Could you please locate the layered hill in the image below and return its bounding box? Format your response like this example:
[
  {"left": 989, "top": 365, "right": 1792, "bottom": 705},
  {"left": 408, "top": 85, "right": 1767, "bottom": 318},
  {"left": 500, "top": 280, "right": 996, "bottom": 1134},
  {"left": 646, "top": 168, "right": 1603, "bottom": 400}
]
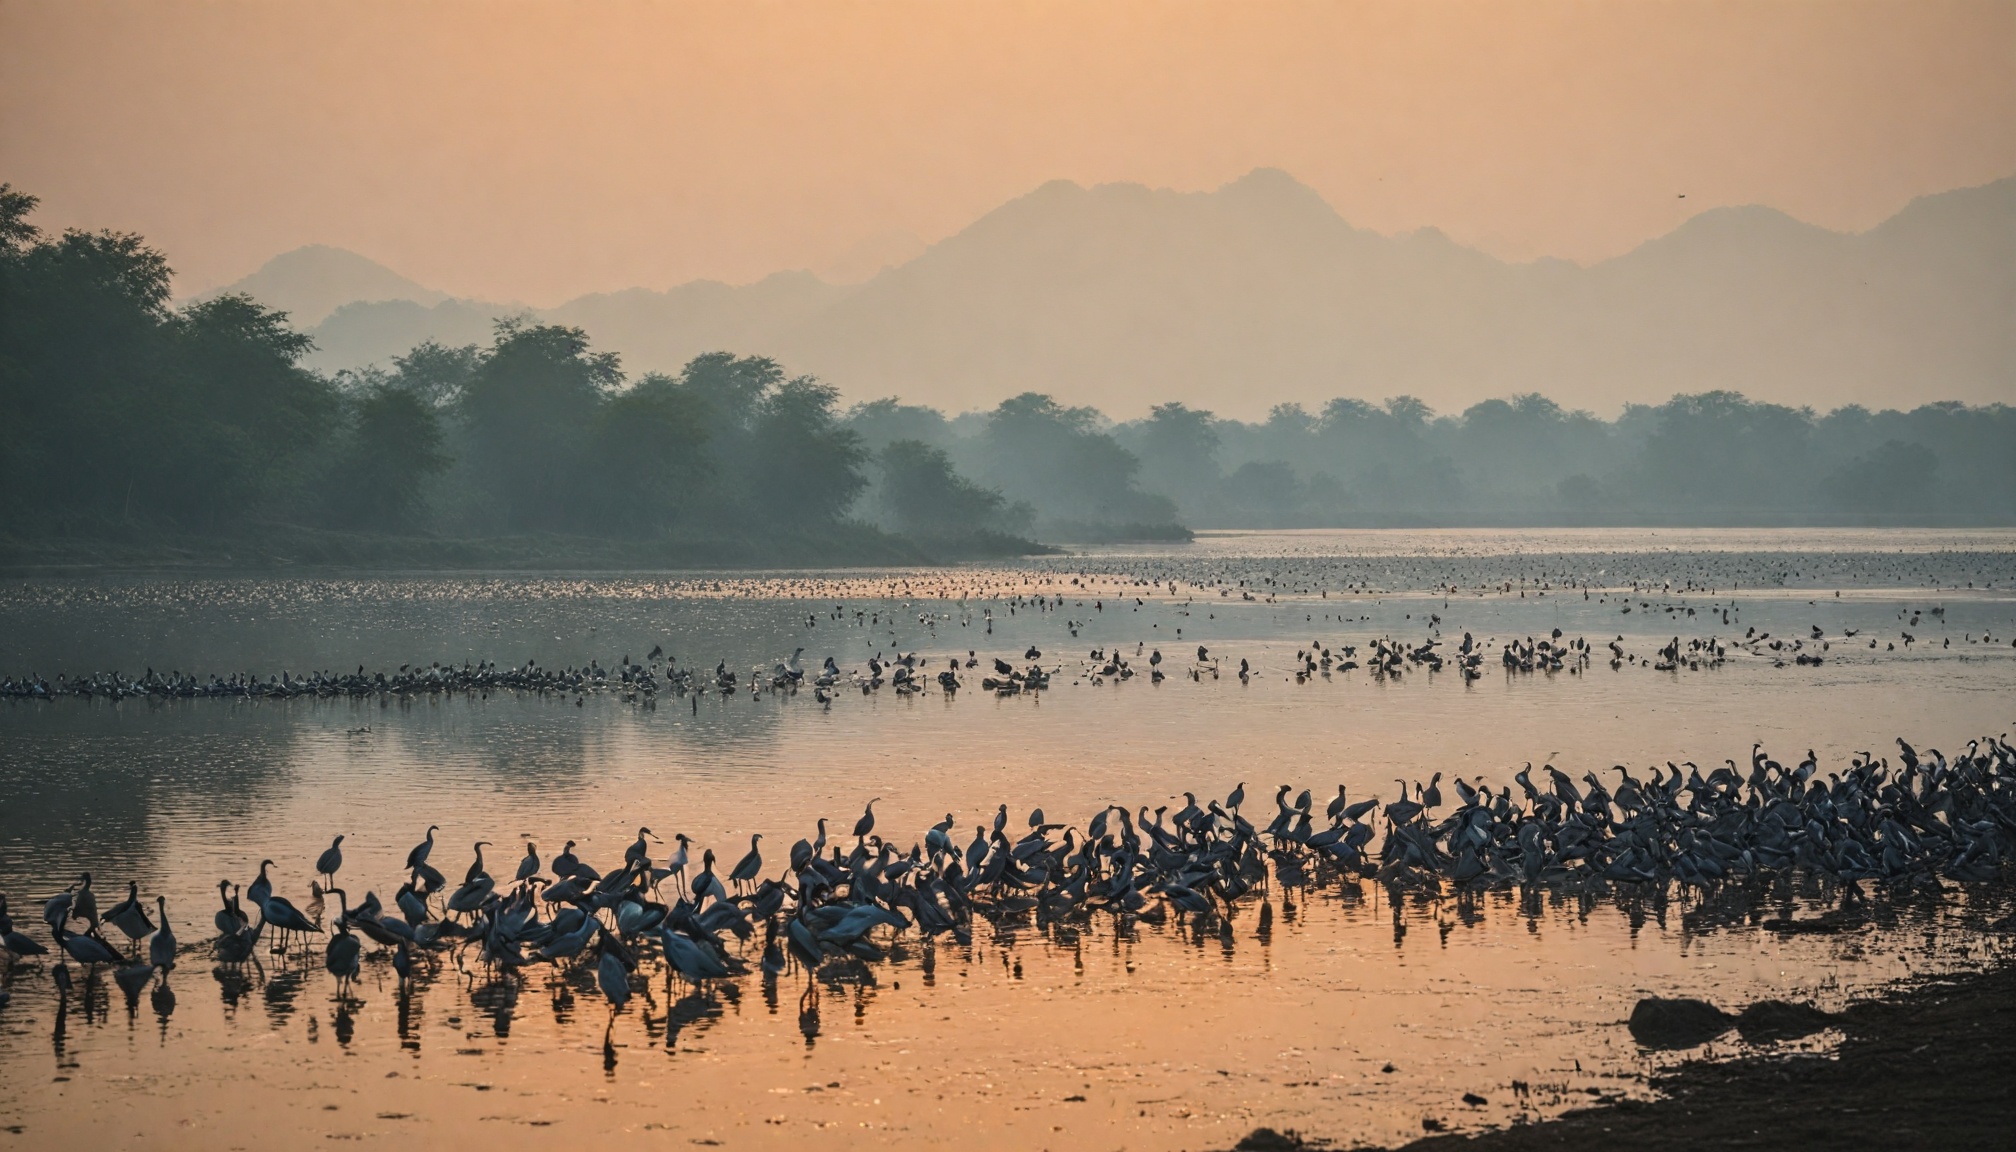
[{"left": 222, "top": 171, "right": 2013, "bottom": 415}]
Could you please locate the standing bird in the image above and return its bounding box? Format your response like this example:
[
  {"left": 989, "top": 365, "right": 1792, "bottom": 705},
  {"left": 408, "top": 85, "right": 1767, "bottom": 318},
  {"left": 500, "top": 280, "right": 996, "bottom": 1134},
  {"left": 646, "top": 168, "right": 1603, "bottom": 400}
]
[
  {"left": 324, "top": 891, "right": 361, "bottom": 990},
  {"left": 729, "top": 835, "right": 764, "bottom": 894},
  {"left": 392, "top": 940, "right": 415, "bottom": 985},
  {"left": 1, "top": 895, "right": 50, "bottom": 958},
  {"left": 213, "top": 880, "right": 247, "bottom": 935},
  {"left": 246, "top": 861, "right": 274, "bottom": 915},
  {"left": 854, "top": 800, "right": 880, "bottom": 843},
  {"left": 447, "top": 843, "right": 494, "bottom": 915},
  {"left": 463, "top": 842, "right": 492, "bottom": 887},
  {"left": 148, "top": 896, "right": 176, "bottom": 975},
  {"left": 102, "top": 881, "right": 155, "bottom": 943},
  {"left": 624, "top": 828, "right": 657, "bottom": 867},
  {"left": 552, "top": 841, "right": 582, "bottom": 879},
  {"left": 406, "top": 826, "right": 439, "bottom": 872},
  {"left": 691, "top": 850, "right": 725, "bottom": 904},
  {"left": 42, "top": 888, "right": 75, "bottom": 931},
  {"left": 316, "top": 836, "right": 345, "bottom": 886},
  {"left": 659, "top": 835, "right": 691, "bottom": 895},
  {"left": 70, "top": 874, "right": 99, "bottom": 929},
  {"left": 252, "top": 865, "right": 320, "bottom": 951},
  {"left": 515, "top": 842, "right": 541, "bottom": 884},
  {"left": 53, "top": 921, "right": 124, "bottom": 967},
  {"left": 596, "top": 931, "right": 632, "bottom": 1012}
]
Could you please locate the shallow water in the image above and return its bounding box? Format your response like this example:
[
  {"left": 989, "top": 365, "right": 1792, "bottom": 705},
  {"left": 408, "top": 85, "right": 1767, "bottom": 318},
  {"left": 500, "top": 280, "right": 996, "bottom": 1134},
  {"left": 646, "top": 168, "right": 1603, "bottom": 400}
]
[{"left": 3, "top": 529, "right": 2015, "bottom": 1150}]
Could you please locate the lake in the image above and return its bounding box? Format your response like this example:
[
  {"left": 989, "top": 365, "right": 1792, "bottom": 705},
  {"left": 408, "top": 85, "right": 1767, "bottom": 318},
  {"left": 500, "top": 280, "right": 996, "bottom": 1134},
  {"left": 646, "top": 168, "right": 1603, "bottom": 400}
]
[{"left": 3, "top": 529, "right": 2014, "bottom": 1149}]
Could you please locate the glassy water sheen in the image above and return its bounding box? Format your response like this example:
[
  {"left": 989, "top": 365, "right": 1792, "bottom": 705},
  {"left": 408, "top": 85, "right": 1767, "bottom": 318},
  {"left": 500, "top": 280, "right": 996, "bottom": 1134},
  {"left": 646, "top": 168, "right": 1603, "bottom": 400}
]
[{"left": 3, "top": 530, "right": 2014, "bottom": 1150}]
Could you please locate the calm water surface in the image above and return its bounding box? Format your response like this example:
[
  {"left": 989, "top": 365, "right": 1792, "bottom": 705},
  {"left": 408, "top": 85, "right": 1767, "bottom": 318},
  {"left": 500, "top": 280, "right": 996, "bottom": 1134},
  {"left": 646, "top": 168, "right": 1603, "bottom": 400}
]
[{"left": 3, "top": 530, "right": 2014, "bottom": 1150}]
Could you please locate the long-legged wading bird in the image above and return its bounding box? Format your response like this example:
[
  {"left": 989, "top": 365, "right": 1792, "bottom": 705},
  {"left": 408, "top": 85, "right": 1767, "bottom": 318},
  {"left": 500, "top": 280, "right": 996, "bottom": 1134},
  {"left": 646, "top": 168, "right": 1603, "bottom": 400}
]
[
  {"left": 148, "top": 896, "right": 176, "bottom": 975},
  {"left": 324, "top": 890, "right": 361, "bottom": 990},
  {"left": 316, "top": 836, "right": 345, "bottom": 887},
  {"left": 729, "top": 835, "right": 764, "bottom": 894}
]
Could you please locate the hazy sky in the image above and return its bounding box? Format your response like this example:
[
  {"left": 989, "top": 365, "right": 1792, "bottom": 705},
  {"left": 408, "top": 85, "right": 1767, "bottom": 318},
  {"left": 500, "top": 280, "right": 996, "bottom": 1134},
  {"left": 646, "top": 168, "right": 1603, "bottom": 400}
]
[{"left": 3, "top": 0, "right": 2012, "bottom": 303}]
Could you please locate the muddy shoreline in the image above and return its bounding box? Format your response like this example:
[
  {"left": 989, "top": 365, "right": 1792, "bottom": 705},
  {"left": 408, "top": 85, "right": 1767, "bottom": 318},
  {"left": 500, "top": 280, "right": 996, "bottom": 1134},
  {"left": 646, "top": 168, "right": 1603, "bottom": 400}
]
[{"left": 1234, "top": 949, "right": 2015, "bottom": 1152}]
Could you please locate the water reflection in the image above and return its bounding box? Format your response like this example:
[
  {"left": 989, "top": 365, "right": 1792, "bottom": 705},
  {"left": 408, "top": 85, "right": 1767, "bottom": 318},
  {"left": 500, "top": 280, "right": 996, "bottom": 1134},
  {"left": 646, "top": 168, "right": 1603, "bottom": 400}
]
[
  {"left": 4, "top": 545, "right": 2015, "bottom": 1150},
  {"left": 470, "top": 974, "right": 519, "bottom": 1037}
]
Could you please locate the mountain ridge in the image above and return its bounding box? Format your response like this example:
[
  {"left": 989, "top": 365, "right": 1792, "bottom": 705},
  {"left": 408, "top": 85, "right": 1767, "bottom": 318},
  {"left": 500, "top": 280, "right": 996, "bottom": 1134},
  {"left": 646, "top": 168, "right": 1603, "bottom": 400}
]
[{"left": 220, "top": 171, "right": 2012, "bottom": 416}]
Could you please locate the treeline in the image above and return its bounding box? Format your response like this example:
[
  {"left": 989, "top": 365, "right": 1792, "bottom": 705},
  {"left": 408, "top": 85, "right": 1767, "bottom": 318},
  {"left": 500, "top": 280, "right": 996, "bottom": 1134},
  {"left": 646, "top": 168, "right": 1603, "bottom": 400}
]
[
  {"left": 3, "top": 184, "right": 2008, "bottom": 564},
  {"left": 852, "top": 392, "right": 2016, "bottom": 529},
  {"left": 0, "top": 186, "right": 1042, "bottom": 559}
]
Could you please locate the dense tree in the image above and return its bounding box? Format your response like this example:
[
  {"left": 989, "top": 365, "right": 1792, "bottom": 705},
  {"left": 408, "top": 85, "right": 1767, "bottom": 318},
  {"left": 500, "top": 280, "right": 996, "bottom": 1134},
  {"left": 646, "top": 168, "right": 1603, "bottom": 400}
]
[
  {"left": 974, "top": 393, "right": 1179, "bottom": 532},
  {"left": 324, "top": 381, "right": 451, "bottom": 529},
  {"left": 586, "top": 374, "right": 712, "bottom": 534},
  {"left": 390, "top": 340, "right": 482, "bottom": 407},
  {"left": 1129, "top": 402, "right": 1221, "bottom": 517},
  {"left": 1825, "top": 440, "right": 1937, "bottom": 515},
  {"left": 457, "top": 320, "right": 621, "bottom": 531},
  {"left": 0, "top": 185, "right": 337, "bottom": 531},
  {"left": 4, "top": 185, "right": 2009, "bottom": 554},
  {"left": 1627, "top": 391, "right": 1817, "bottom": 512},
  {"left": 747, "top": 377, "right": 868, "bottom": 528},
  {"left": 874, "top": 439, "right": 1021, "bottom": 538},
  {"left": 845, "top": 397, "right": 952, "bottom": 453}
]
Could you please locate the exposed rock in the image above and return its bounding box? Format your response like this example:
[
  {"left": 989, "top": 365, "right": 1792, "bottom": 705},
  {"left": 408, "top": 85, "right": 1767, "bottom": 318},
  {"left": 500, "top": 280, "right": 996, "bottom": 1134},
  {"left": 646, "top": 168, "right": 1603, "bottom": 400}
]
[
  {"left": 1629, "top": 997, "right": 1734, "bottom": 1048},
  {"left": 1736, "top": 999, "right": 1837, "bottom": 1043}
]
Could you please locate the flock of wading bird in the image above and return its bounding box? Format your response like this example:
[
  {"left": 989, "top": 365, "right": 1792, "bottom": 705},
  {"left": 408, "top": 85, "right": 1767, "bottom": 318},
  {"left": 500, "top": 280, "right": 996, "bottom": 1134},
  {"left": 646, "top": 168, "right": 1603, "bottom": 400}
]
[
  {"left": 3, "top": 736, "right": 2013, "bottom": 1029},
  {"left": 9, "top": 606, "right": 1965, "bottom": 706}
]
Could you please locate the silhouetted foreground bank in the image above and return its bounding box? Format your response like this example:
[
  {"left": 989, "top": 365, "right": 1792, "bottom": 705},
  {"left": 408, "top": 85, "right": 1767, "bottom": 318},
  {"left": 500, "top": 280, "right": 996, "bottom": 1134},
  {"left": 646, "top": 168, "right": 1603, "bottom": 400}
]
[
  {"left": 1227, "top": 952, "right": 2015, "bottom": 1152},
  {"left": 0, "top": 523, "right": 1054, "bottom": 573}
]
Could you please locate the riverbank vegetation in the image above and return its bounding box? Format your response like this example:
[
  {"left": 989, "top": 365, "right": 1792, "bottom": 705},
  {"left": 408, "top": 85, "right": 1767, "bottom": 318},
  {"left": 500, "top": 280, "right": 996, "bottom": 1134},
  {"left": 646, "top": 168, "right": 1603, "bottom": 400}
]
[
  {"left": 3, "top": 183, "right": 2007, "bottom": 573},
  {"left": 857, "top": 391, "right": 2016, "bottom": 529},
  {"left": 0, "top": 186, "right": 1058, "bottom": 567}
]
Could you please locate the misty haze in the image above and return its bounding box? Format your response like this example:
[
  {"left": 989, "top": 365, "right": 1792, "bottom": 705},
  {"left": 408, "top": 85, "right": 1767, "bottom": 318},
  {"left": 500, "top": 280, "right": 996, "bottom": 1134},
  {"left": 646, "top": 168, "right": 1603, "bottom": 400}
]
[{"left": 3, "top": 4, "right": 2014, "bottom": 1152}]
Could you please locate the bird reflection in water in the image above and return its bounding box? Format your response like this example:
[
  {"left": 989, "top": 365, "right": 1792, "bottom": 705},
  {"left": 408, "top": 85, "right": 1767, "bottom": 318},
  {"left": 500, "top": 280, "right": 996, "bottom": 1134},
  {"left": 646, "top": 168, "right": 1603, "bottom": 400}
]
[
  {"left": 262, "top": 965, "right": 307, "bottom": 1025},
  {"left": 332, "top": 995, "right": 358, "bottom": 1047},
  {"left": 211, "top": 964, "right": 253, "bottom": 1017},
  {"left": 797, "top": 983, "right": 820, "bottom": 1046},
  {"left": 664, "top": 987, "right": 722, "bottom": 1052},
  {"left": 470, "top": 975, "right": 519, "bottom": 1038},
  {"left": 149, "top": 979, "right": 176, "bottom": 1039},
  {"left": 396, "top": 986, "right": 420, "bottom": 1051}
]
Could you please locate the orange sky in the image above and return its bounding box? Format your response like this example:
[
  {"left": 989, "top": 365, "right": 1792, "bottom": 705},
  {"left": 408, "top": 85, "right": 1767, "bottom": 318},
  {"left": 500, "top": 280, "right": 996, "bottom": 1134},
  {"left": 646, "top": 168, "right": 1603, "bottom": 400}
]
[{"left": 3, "top": 0, "right": 2011, "bottom": 303}]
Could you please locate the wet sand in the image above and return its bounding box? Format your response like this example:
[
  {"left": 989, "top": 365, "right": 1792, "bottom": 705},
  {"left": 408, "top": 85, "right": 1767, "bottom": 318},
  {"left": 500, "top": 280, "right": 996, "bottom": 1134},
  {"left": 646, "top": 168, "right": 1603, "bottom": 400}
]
[{"left": 1229, "top": 913, "right": 2015, "bottom": 1151}]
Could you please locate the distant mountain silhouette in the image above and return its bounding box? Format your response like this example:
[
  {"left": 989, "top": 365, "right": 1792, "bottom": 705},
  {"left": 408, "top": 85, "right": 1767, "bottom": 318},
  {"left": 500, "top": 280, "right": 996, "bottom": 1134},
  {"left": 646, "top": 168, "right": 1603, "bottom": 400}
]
[
  {"left": 277, "top": 170, "right": 2013, "bottom": 413},
  {"left": 200, "top": 244, "right": 450, "bottom": 327}
]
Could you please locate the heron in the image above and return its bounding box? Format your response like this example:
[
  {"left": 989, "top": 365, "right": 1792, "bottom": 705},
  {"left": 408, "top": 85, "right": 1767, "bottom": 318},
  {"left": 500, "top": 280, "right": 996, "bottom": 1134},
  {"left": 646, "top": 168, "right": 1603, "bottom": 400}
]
[
  {"left": 729, "top": 835, "right": 764, "bottom": 894},
  {"left": 316, "top": 835, "right": 345, "bottom": 886},
  {"left": 324, "top": 890, "right": 361, "bottom": 990},
  {"left": 659, "top": 834, "right": 691, "bottom": 895},
  {"left": 246, "top": 861, "right": 274, "bottom": 914},
  {"left": 147, "top": 896, "right": 176, "bottom": 975},
  {"left": 406, "top": 826, "right": 439, "bottom": 872},
  {"left": 552, "top": 840, "right": 582, "bottom": 879},
  {"left": 0, "top": 895, "right": 49, "bottom": 958},
  {"left": 691, "top": 850, "right": 725, "bottom": 904},
  {"left": 70, "top": 873, "right": 99, "bottom": 928},
  {"left": 53, "top": 921, "right": 124, "bottom": 967},
  {"left": 259, "top": 887, "right": 322, "bottom": 952},
  {"left": 102, "top": 880, "right": 155, "bottom": 942}
]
